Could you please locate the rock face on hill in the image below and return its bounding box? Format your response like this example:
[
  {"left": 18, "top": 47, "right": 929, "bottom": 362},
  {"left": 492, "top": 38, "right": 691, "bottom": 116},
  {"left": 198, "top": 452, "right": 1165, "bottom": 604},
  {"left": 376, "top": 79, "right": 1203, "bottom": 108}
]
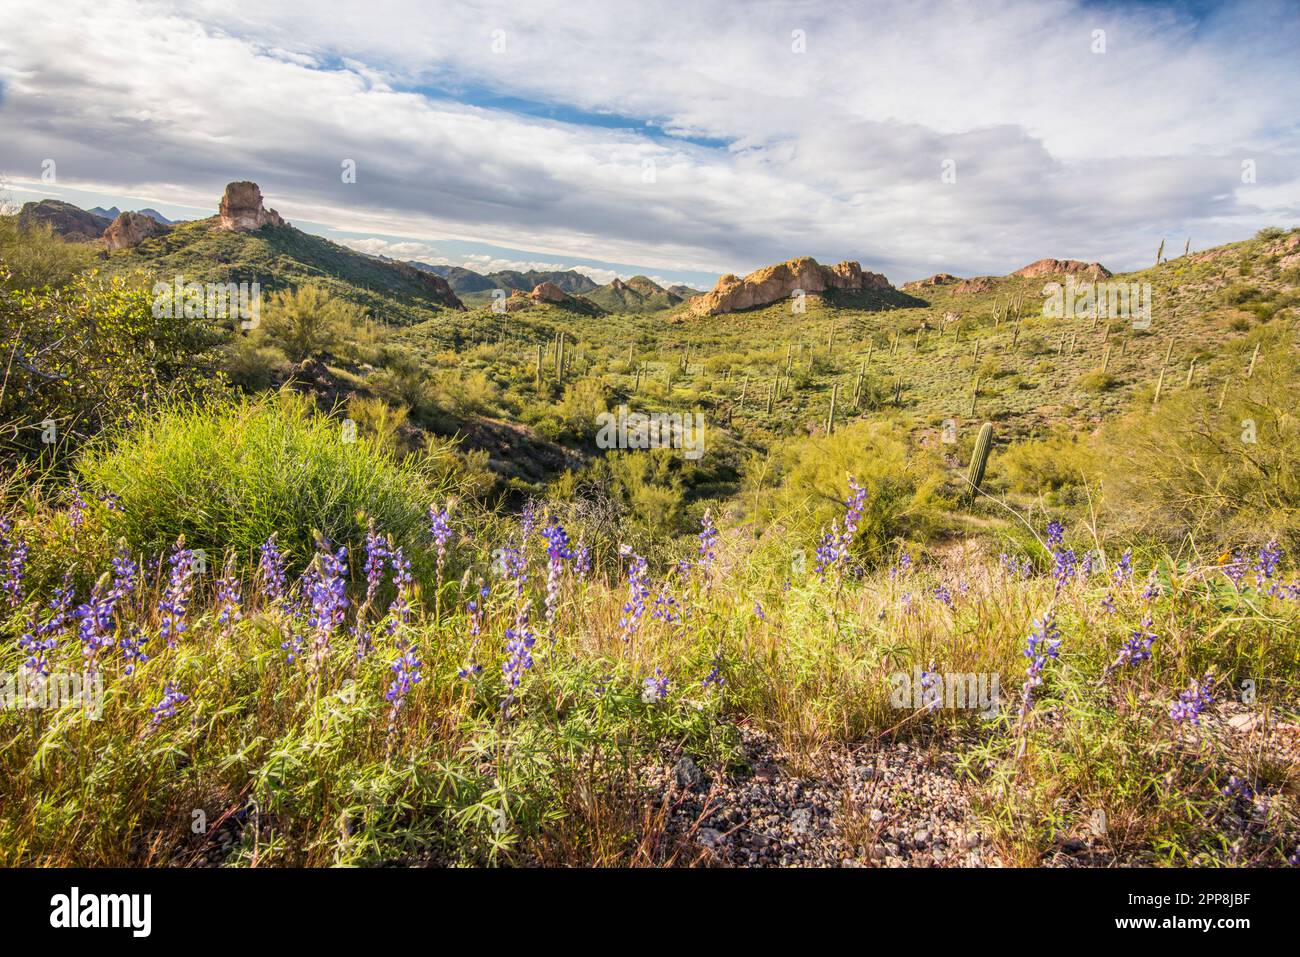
[
  {"left": 901, "top": 273, "right": 960, "bottom": 292},
  {"left": 529, "top": 281, "right": 571, "bottom": 303},
  {"left": 103, "top": 210, "right": 169, "bottom": 250},
  {"left": 1011, "top": 259, "right": 1111, "bottom": 280},
  {"left": 217, "top": 181, "right": 286, "bottom": 232},
  {"left": 690, "top": 257, "right": 892, "bottom": 316},
  {"left": 17, "top": 200, "right": 111, "bottom": 241}
]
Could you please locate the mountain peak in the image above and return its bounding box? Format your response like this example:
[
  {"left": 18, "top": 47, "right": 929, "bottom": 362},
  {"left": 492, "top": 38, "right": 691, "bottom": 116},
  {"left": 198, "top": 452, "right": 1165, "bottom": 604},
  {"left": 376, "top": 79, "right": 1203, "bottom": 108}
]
[
  {"left": 218, "top": 181, "right": 286, "bottom": 232},
  {"left": 690, "top": 256, "right": 892, "bottom": 316}
]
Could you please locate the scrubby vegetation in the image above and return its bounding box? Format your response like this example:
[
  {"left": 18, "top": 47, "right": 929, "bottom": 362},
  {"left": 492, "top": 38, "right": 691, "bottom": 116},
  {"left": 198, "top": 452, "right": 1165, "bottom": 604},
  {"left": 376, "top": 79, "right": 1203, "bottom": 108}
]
[{"left": 2, "top": 194, "right": 1298, "bottom": 867}]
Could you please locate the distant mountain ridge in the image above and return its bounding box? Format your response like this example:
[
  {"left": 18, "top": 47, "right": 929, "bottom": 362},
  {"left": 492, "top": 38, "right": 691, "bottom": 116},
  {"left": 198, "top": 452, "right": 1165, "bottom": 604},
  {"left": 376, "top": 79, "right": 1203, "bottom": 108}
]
[
  {"left": 410, "top": 262, "right": 599, "bottom": 296},
  {"left": 89, "top": 206, "right": 175, "bottom": 225}
]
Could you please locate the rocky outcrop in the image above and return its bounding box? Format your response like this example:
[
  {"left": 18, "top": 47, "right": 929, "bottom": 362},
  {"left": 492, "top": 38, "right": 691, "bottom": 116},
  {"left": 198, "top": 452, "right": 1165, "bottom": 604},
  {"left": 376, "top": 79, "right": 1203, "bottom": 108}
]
[
  {"left": 1011, "top": 259, "right": 1111, "bottom": 280},
  {"left": 103, "top": 210, "right": 169, "bottom": 250},
  {"left": 901, "top": 273, "right": 960, "bottom": 292},
  {"left": 217, "top": 181, "right": 286, "bottom": 231},
  {"left": 690, "top": 257, "right": 892, "bottom": 316},
  {"left": 17, "top": 200, "right": 111, "bottom": 241},
  {"left": 529, "top": 281, "right": 571, "bottom": 303},
  {"left": 953, "top": 277, "right": 995, "bottom": 295}
]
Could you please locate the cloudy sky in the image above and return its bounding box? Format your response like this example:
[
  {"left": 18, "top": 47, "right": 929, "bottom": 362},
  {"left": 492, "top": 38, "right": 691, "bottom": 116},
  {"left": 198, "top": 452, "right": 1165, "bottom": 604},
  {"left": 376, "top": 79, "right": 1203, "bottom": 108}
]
[{"left": 2, "top": 0, "right": 1298, "bottom": 287}]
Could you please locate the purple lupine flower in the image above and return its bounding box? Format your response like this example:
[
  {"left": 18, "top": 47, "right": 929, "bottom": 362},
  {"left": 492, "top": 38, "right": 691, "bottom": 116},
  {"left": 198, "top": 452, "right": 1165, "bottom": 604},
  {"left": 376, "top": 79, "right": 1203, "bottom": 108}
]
[
  {"left": 641, "top": 667, "right": 670, "bottom": 703},
  {"left": 502, "top": 602, "right": 536, "bottom": 690},
  {"left": 501, "top": 544, "right": 528, "bottom": 596},
  {"left": 1106, "top": 615, "right": 1156, "bottom": 675},
  {"left": 842, "top": 477, "right": 866, "bottom": 541},
  {"left": 120, "top": 624, "right": 148, "bottom": 676},
  {"left": 215, "top": 554, "right": 242, "bottom": 633},
  {"left": 697, "top": 510, "right": 719, "bottom": 573},
  {"left": 429, "top": 504, "right": 452, "bottom": 578},
  {"left": 67, "top": 487, "right": 88, "bottom": 530},
  {"left": 305, "top": 542, "right": 348, "bottom": 668},
  {"left": 1220, "top": 776, "right": 1255, "bottom": 800},
  {"left": 385, "top": 546, "right": 412, "bottom": 634},
  {"left": 541, "top": 521, "right": 571, "bottom": 625},
  {"left": 1169, "top": 671, "right": 1216, "bottom": 726},
  {"left": 109, "top": 546, "right": 138, "bottom": 604},
  {"left": 753, "top": 600, "right": 765, "bottom": 621},
  {"left": 258, "top": 534, "right": 287, "bottom": 605},
  {"left": 919, "top": 663, "right": 941, "bottom": 712},
  {"left": 19, "top": 574, "right": 73, "bottom": 676},
  {"left": 158, "top": 540, "right": 196, "bottom": 648},
  {"left": 1255, "top": 540, "right": 1283, "bottom": 594},
  {"left": 999, "top": 552, "right": 1033, "bottom": 579},
  {"left": 99, "top": 492, "right": 121, "bottom": 512},
  {"left": 385, "top": 646, "right": 422, "bottom": 716},
  {"left": 814, "top": 522, "right": 841, "bottom": 578},
  {"left": 890, "top": 551, "right": 914, "bottom": 580},
  {"left": 1113, "top": 549, "right": 1134, "bottom": 585},
  {"left": 0, "top": 517, "right": 29, "bottom": 607},
  {"left": 619, "top": 552, "right": 651, "bottom": 642},
  {"left": 573, "top": 539, "right": 591, "bottom": 579},
  {"left": 650, "top": 583, "right": 682, "bottom": 625},
  {"left": 933, "top": 584, "right": 953, "bottom": 607},
  {"left": 1019, "top": 612, "right": 1061, "bottom": 719},
  {"left": 75, "top": 576, "right": 119, "bottom": 672},
  {"left": 1141, "top": 571, "right": 1161, "bottom": 602},
  {"left": 363, "top": 522, "right": 390, "bottom": 607},
  {"left": 1045, "top": 520, "right": 1065, "bottom": 548},
  {"left": 150, "top": 681, "right": 188, "bottom": 725},
  {"left": 1223, "top": 549, "right": 1248, "bottom": 588},
  {"left": 702, "top": 653, "right": 725, "bottom": 688},
  {"left": 900, "top": 591, "right": 915, "bottom": 615},
  {"left": 519, "top": 501, "right": 541, "bottom": 539},
  {"left": 1100, "top": 591, "right": 1117, "bottom": 614},
  {"left": 467, "top": 580, "right": 488, "bottom": 638}
]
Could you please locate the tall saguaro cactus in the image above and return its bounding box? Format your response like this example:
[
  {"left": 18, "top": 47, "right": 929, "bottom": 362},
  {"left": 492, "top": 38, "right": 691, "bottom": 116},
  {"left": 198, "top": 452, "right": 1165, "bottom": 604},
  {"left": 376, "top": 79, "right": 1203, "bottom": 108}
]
[{"left": 966, "top": 422, "right": 994, "bottom": 502}]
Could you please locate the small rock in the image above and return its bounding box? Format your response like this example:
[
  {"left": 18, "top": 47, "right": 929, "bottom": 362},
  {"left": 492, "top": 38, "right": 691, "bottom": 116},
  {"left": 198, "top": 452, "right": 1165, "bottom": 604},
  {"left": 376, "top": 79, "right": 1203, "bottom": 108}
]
[
  {"left": 674, "top": 756, "right": 704, "bottom": 791},
  {"left": 913, "top": 829, "right": 931, "bottom": 847},
  {"left": 1227, "top": 712, "right": 1263, "bottom": 734},
  {"left": 696, "top": 827, "right": 725, "bottom": 849},
  {"left": 791, "top": 807, "right": 814, "bottom": 835},
  {"left": 869, "top": 808, "right": 885, "bottom": 824}
]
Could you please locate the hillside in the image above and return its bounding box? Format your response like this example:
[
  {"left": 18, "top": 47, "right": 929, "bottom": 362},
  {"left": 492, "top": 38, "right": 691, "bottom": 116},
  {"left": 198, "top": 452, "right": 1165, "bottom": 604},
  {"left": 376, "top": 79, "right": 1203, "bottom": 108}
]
[
  {"left": 585, "top": 275, "right": 683, "bottom": 313},
  {"left": 101, "top": 213, "right": 465, "bottom": 323}
]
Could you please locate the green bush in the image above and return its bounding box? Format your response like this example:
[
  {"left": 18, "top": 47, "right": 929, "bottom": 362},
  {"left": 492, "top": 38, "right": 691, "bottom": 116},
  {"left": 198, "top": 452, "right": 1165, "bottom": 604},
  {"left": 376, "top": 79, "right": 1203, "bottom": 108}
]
[{"left": 75, "top": 392, "right": 443, "bottom": 568}]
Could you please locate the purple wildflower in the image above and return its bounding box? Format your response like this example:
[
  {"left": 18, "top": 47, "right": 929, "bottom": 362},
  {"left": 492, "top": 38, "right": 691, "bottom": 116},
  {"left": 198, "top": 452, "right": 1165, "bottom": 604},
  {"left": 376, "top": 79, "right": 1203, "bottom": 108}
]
[
  {"left": 1169, "top": 671, "right": 1216, "bottom": 726},
  {"left": 0, "top": 517, "right": 29, "bottom": 606},
  {"left": 19, "top": 575, "right": 73, "bottom": 676},
  {"left": 541, "top": 521, "right": 572, "bottom": 625},
  {"left": 258, "top": 534, "right": 288, "bottom": 605},
  {"left": 642, "top": 667, "right": 670, "bottom": 703},
  {"left": 150, "top": 682, "right": 188, "bottom": 725},
  {"left": 619, "top": 552, "right": 650, "bottom": 642},
  {"left": 1019, "top": 612, "right": 1062, "bottom": 719},
  {"left": 158, "top": 540, "right": 196, "bottom": 648},
  {"left": 698, "top": 510, "right": 719, "bottom": 573}
]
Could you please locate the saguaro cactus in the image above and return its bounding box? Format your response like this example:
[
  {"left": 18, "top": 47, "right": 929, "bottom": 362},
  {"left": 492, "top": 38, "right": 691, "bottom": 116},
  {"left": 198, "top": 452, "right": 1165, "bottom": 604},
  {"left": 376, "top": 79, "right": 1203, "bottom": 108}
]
[
  {"left": 966, "top": 422, "right": 994, "bottom": 502},
  {"left": 826, "top": 382, "right": 838, "bottom": 434}
]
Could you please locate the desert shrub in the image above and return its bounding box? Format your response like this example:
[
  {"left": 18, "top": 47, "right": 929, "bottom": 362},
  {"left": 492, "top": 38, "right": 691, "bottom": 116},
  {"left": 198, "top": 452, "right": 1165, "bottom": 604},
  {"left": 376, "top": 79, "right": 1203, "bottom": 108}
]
[
  {"left": 0, "top": 217, "right": 97, "bottom": 291},
  {"left": 75, "top": 391, "right": 443, "bottom": 569},
  {"left": 0, "top": 269, "right": 221, "bottom": 459},
  {"left": 1078, "top": 370, "right": 1118, "bottom": 393},
  {"left": 346, "top": 395, "right": 409, "bottom": 453},
  {"left": 259, "top": 285, "right": 364, "bottom": 362},
  {"left": 758, "top": 420, "right": 945, "bottom": 561},
  {"left": 997, "top": 433, "right": 1097, "bottom": 496},
  {"left": 1098, "top": 350, "right": 1300, "bottom": 552}
]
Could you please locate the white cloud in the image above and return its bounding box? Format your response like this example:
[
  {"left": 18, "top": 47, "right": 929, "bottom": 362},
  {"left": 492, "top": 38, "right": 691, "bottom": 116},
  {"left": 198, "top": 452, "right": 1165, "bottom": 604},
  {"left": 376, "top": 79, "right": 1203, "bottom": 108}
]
[{"left": 1, "top": 0, "right": 1297, "bottom": 282}]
